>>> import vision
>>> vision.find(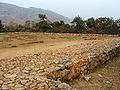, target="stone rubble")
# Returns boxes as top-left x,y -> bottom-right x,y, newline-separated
0,38 -> 120,89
